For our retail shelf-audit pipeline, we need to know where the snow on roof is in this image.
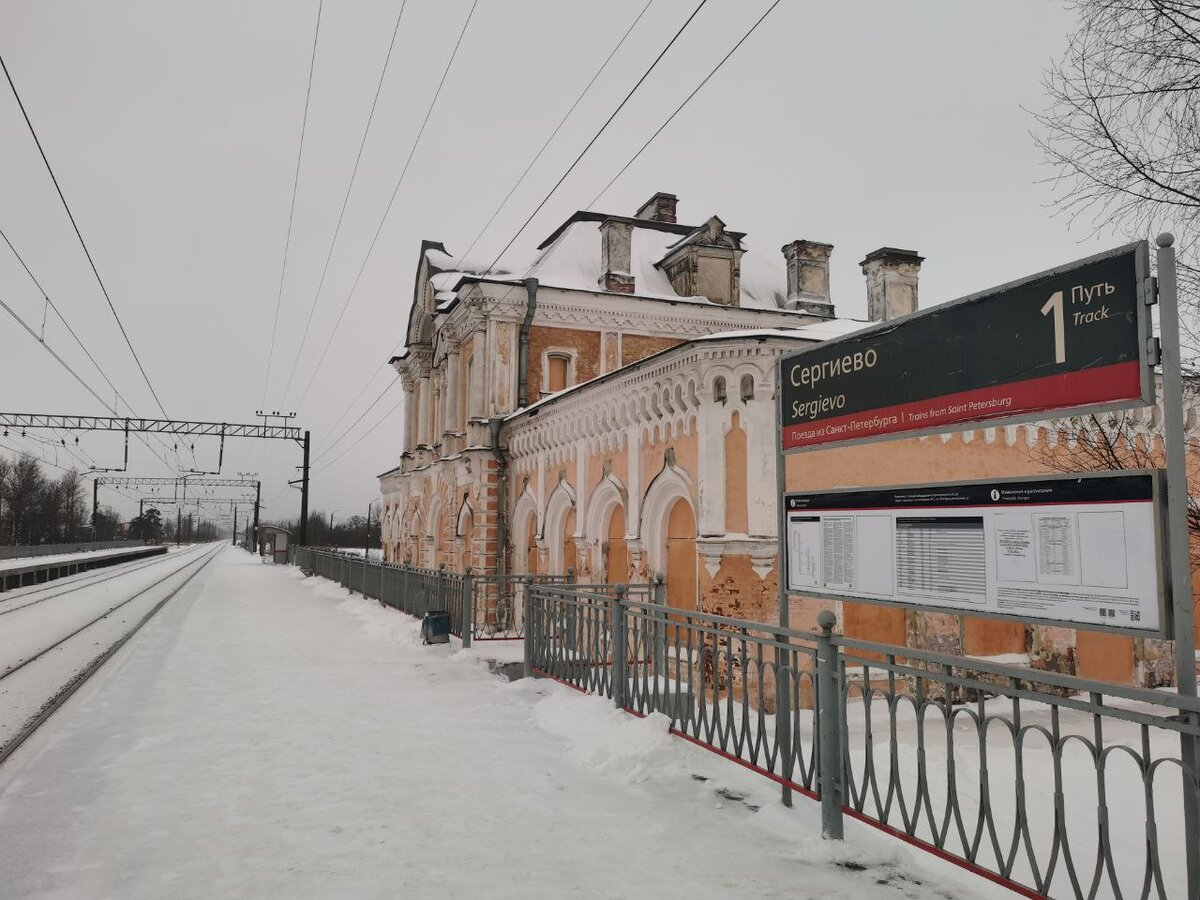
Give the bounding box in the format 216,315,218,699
523,219,803,312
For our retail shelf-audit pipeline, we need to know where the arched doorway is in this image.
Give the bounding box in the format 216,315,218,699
665,498,697,615
562,508,577,575
525,514,539,576
605,505,628,584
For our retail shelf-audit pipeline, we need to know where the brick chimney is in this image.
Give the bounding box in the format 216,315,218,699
598,219,635,293
860,247,923,322
634,192,678,224
781,240,834,317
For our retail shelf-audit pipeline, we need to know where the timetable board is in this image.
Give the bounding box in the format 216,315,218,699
783,472,1168,637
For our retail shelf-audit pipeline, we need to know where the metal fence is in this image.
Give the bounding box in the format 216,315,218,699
527,585,1200,900
289,547,573,645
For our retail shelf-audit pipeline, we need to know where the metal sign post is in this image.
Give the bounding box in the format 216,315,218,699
1154,234,1199,890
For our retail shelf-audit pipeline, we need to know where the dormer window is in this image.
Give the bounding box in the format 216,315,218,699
656,216,744,307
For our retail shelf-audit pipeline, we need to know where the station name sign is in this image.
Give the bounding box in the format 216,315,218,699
780,243,1153,451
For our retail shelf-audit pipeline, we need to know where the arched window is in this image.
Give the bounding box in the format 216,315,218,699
713,376,727,404
740,374,755,401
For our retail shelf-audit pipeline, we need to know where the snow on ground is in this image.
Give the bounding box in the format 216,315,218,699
0,543,217,749
0,548,990,899
0,544,164,574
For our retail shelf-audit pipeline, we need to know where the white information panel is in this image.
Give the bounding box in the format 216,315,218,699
784,472,1167,636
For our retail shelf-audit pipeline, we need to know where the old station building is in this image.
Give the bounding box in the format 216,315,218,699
379,193,1197,688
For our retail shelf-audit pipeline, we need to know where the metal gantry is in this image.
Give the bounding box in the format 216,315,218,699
0,414,307,544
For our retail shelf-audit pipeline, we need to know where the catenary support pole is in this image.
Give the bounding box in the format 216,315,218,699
1156,233,1199,894
252,480,260,553
232,505,237,546
91,477,98,540
299,430,310,546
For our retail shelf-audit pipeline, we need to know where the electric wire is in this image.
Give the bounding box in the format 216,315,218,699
308,0,676,459
276,0,410,406
0,227,183,472
317,394,404,473
312,378,397,461
588,0,782,208
454,0,655,265
260,0,325,411
0,50,174,426
480,0,709,276
287,0,481,413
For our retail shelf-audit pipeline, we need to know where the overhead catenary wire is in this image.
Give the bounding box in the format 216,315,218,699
260,0,325,412
455,0,655,265
588,0,782,208
312,378,397,461
0,294,180,475
287,0,481,413
0,227,182,473
0,50,174,425
317,394,404,473
276,0,411,406
307,0,687,457
479,0,710,277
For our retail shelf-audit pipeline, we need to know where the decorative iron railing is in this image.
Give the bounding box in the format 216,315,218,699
526,584,1200,900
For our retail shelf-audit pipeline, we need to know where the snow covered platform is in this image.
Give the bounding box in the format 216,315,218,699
0,548,991,899
0,543,167,592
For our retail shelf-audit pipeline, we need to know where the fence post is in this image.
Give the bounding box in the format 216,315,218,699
611,584,628,709
815,609,844,839
462,567,473,649
437,563,446,612
523,574,535,679
653,573,667,677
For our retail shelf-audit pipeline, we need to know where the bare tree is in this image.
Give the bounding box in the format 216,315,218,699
1035,0,1200,356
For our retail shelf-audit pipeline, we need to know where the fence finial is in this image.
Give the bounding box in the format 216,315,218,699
817,609,837,634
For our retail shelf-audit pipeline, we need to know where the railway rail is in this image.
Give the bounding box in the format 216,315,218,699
0,544,203,617
0,542,223,766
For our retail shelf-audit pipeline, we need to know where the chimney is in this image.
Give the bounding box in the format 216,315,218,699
634,191,678,224
598,219,635,293
860,247,923,322
781,240,834,317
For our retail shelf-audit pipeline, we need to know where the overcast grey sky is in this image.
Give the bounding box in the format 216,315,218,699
0,0,1123,524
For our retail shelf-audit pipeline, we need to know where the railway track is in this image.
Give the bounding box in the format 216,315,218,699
0,543,207,618
0,542,224,766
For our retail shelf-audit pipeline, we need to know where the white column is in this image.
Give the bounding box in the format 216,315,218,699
445,347,461,434
625,425,641,539
535,453,547,536
745,394,777,536
695,403,726,536
575,439,588,538
402,381,416,452
417,377,432,445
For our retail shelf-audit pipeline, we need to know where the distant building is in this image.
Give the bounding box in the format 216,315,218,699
379,192,1198,689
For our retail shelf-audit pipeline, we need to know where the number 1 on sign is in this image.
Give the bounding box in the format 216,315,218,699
1041,291,1066,364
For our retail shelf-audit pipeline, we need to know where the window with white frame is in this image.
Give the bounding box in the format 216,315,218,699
542,350,575,395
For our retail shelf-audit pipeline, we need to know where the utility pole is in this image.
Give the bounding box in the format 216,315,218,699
253,480,260,554
364,502,371,558
232,505,237,547
91,477,98,540
298,429,310,546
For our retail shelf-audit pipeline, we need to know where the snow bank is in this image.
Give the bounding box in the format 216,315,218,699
530,689,676,784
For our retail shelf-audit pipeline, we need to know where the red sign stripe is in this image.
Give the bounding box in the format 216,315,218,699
783,359,1141,450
